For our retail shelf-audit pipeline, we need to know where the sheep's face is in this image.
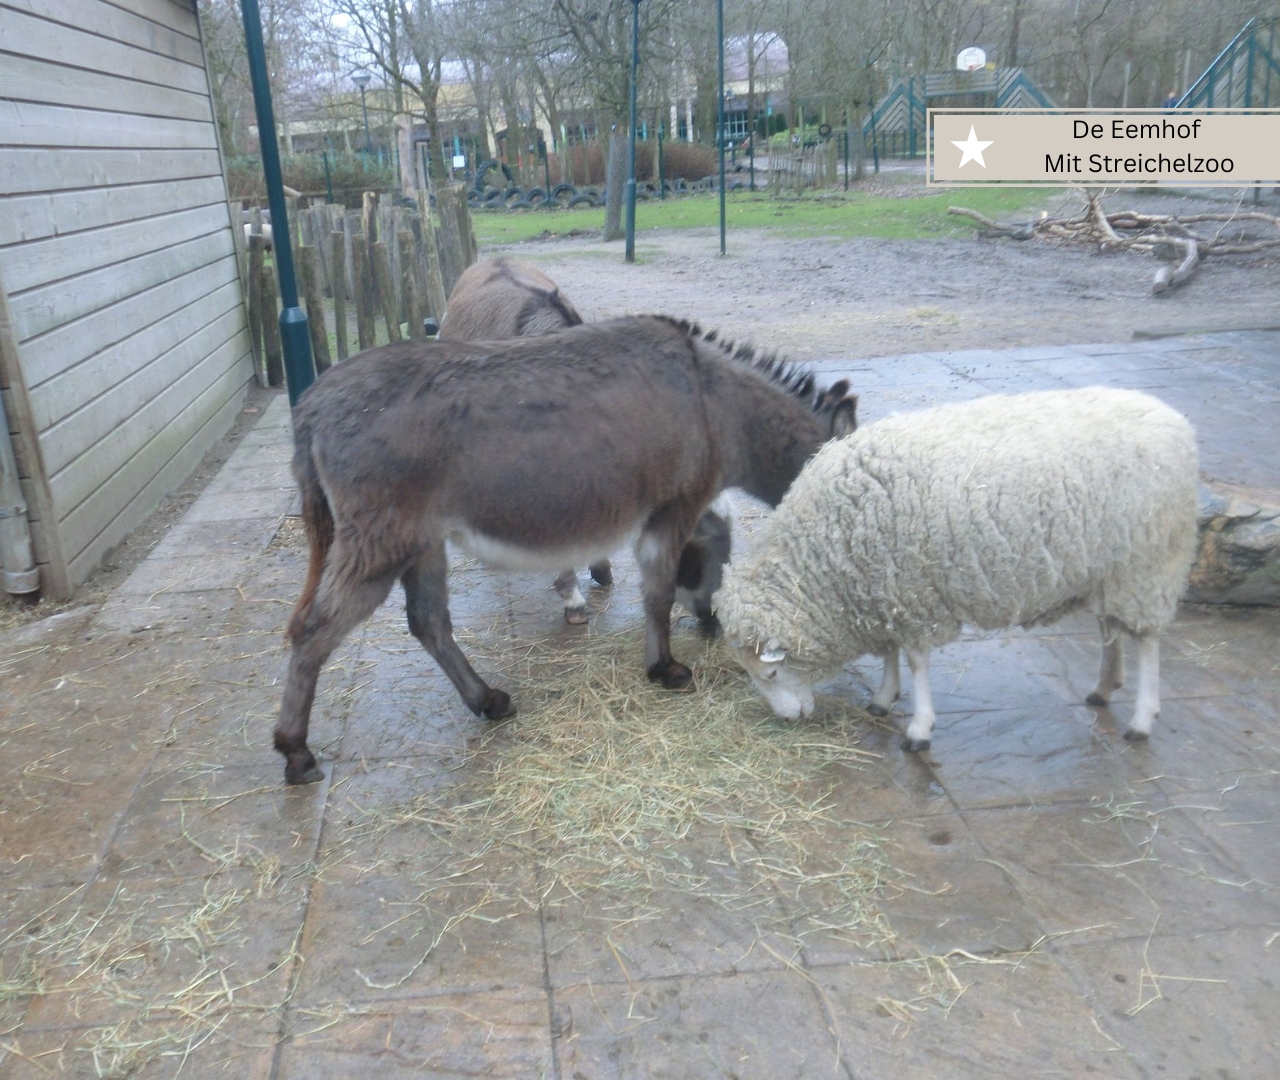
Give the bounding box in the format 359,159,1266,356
732,641,815,720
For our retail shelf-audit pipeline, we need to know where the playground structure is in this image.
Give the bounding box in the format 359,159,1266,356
862,68,1055,159
1175,17,1280,109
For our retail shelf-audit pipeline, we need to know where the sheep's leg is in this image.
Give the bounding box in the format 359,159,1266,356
1124,633,1160,741
868,649,901,715
902,647,936,752
404,542,515,721
276,564,398,785
1086,616,1125,706
553,568,589,624
588,559,613,587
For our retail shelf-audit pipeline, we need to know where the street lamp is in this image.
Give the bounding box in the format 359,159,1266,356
352,72,372,156
624,0,642,263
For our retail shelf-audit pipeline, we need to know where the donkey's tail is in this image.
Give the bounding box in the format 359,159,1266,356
287,426,334,641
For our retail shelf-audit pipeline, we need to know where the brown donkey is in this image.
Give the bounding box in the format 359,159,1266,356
440,256,733,630
276,316,857,783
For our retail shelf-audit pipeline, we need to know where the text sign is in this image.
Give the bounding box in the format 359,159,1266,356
929,110,1280,186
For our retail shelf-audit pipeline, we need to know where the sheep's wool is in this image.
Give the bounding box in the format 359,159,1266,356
718,387,1199,673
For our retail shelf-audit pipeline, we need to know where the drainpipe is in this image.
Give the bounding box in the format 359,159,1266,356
0,393,39,596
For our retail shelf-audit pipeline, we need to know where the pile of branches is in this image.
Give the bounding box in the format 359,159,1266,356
949,192,1280,293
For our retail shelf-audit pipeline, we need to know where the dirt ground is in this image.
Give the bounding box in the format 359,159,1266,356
514,186,1280,362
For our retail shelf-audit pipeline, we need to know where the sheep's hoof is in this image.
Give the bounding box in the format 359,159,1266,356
564,606,589,625
1085,691,1109,707
589,562,613,587
482,690,517,721
902,736,931,753
867,702,889,717
648,660,694,691
1123,728,1150,742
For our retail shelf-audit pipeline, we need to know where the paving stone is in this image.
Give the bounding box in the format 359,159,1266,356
554,970,843,1080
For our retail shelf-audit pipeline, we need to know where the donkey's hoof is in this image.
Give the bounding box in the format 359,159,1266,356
648,660,694,691
696,614,722,639
902,736,931,753
1123,727,1150,742
284,751,324,786
589,561,613,587
1085,691,1109,707
564,606,590,625
483,690,517,721
867,702,889,717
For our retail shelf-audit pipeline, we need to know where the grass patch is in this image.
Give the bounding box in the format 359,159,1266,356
471,186,1048,247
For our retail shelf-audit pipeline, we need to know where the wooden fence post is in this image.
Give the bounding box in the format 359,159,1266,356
372,240,402,343
261,261,284,387
298,244,331,373
415,190,448,318
351,233,376,350
398,230,424,339
247,234,266,384
332,230,349,361
434,186,464,296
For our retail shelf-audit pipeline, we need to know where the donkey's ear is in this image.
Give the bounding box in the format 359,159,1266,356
831,393,858,438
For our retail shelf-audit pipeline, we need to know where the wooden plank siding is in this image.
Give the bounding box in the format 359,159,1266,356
0,0,254,595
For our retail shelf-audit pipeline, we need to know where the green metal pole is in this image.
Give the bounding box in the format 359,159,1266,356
658,121,666,198
717,0,725,256
239,0,314,406
625,0,641,263
322,149,334,204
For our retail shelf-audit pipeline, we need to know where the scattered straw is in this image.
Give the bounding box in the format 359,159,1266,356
338,625,890,903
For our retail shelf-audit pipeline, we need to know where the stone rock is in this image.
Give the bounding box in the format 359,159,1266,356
1186,482,1280,606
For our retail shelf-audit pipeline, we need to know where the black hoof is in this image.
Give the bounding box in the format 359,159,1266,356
483,689,516,721
589,561,613,587
284,750,324,785
867,703,889,717
902,736,931,753
1085,692,1108,707
1123,728,1150,742
696,614,722,639
647,660,694,691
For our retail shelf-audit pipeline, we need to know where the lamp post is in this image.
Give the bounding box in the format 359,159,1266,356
239,0,313,404
352,72,372,156
716,0,726,255
624,0,642,263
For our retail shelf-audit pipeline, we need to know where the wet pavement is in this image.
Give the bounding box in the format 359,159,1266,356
1,331,1277,1078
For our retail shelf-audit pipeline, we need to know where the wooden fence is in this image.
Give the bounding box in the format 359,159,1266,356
234,185,476,384
767,140,839,192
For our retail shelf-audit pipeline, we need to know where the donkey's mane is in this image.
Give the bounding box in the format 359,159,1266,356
655,316,821,409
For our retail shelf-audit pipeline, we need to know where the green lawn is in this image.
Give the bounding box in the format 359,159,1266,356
469,186,1048,247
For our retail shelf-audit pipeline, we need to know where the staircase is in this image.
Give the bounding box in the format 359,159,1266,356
1177,17,1280,108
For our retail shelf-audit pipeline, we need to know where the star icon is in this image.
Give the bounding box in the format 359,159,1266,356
951,125,994,168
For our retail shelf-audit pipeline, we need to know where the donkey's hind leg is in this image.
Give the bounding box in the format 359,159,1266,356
404,541,515,721
553,568,590,625
276,567,398,785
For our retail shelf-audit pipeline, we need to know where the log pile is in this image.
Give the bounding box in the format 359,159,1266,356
948,193,1280,294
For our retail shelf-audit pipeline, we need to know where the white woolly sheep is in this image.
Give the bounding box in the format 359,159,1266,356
717,387,1199,750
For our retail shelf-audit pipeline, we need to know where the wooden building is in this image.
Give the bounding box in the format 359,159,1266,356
0,0,254,598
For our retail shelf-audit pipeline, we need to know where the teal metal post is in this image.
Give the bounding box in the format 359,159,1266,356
717,0,725,255
625,0,641,263
239,0,314,406
322,149,334,204
657,122,666,198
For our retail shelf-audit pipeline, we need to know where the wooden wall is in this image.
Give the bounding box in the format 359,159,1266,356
0,0,254,593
